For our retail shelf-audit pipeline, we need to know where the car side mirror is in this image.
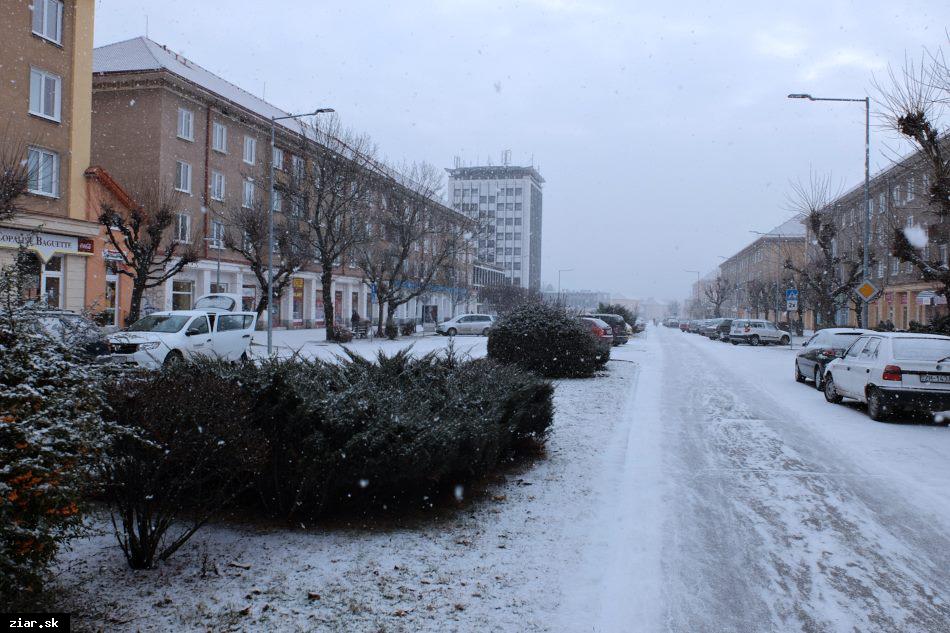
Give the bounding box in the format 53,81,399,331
186,327,202,336
801,342,807,347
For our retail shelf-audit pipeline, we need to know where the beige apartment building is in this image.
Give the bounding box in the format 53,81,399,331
819,149,945,329
91,37,473,327
718,217,807,321
0,0,100,311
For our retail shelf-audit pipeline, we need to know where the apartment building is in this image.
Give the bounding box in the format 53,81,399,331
91,37,472,327
446,164,543,291
817,149,944,329
719,217,807,320
0,0,100,311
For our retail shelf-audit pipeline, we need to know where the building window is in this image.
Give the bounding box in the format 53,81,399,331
514,247,521,255
211,171,225,201
877,261,885,278
177,108,194,141
32,0,63,44
893,185,901,204
39,255,63,307
174,160,192,193
941,244,949,267
878,192,886,213
27,147,59,197
272,146,284,171
906,178,914,202
907,215,914,227
172,280,194,310
271,188,281,213
210,220,225,249
243,179,255,208
175,213,190,243
292,155,305,179
515,187,522,196
891,257,900,275
212,121,227,153
243,136,257,164
28,68,61,121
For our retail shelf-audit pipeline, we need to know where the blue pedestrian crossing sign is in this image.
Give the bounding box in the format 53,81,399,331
785,289,799,301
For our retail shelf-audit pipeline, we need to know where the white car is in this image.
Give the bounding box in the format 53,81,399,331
823,332,950,421
107,310,257,368
436,313,495,336
729,319,790,346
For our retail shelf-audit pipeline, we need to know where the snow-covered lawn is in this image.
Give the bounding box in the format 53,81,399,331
53,345,640,631
249,328,488,362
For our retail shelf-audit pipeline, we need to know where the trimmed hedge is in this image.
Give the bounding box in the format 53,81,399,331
487,302,605,378
100,350,554,538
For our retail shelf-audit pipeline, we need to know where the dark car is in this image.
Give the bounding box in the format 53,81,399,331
700,318,724,339
579,316,613,363
583,313,629,345
716,318,734,342
36,310,111,359
794,327,872,390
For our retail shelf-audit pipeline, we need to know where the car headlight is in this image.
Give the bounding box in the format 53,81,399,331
139,341,160,350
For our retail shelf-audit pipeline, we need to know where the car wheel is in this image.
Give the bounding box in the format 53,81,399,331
163,350,184,368
780,335,790,346
447,327,457,337
824,373,843,404
867,388,888,421
482,328,490,336
795,361,806,383
731,340,739,345
813,366,823,391
749,335,760,346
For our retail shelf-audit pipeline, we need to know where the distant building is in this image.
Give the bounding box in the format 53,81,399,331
637,298,667,321
542,288,610,312
445,164,543,291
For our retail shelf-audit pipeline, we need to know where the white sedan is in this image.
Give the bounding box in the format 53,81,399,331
107,310,257,368
822,331,950,421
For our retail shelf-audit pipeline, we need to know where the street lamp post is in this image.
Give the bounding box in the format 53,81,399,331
557,268,573,305
788,93,870,328
267,108,334,355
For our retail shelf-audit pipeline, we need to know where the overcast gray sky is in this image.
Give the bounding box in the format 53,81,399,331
93,0,948,302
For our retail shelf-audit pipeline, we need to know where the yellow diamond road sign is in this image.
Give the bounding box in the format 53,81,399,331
855,280,878,302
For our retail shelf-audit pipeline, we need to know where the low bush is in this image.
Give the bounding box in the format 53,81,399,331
0,272,109,601
331,325,354,343
98,362,266,569
487,302,604,378
100,349,554,550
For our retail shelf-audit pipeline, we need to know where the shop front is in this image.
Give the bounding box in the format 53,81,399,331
0,224,97,312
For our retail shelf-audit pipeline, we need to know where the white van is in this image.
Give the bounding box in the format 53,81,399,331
107,310,257,368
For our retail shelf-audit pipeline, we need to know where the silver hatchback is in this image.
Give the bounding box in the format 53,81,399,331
436,313,496,336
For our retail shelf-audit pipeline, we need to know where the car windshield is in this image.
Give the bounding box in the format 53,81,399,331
126,315,190,333
891,338,950,361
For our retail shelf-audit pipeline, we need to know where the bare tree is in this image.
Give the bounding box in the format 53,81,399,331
783,175,866,327
98,183,199,325
357,162,471,337
478,283,540,316
0,128,30,223
703,276,731,317
875,47,950,300
222,195,312,319
287,117,378,339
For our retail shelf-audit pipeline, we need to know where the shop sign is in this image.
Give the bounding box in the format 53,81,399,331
0,227,95,262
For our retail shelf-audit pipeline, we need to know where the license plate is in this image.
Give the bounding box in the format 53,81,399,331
920,374,950,383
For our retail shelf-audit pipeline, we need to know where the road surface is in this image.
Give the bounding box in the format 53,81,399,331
567,325,950,632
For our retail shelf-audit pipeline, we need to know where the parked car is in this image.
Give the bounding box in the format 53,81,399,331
795,328,872,390
578,316,613,362
823,332,950,421
715,318,734,342
583,313,629,345
436,313,495,336
679,320,690,332
107,310,258,368
729,319,790,346
699,318,727,340
687,319,704,334
36,310,110,359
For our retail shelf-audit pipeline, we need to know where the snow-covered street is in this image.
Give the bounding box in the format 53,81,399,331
56,326,950,631
578,325,950,632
